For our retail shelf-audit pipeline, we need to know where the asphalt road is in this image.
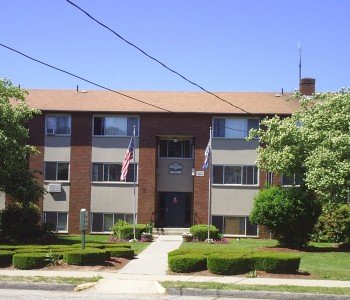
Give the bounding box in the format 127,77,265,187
0,289,265,300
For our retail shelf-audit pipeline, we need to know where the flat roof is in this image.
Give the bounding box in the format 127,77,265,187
24,89,300,115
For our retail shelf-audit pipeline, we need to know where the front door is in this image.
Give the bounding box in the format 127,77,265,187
159,192,192,227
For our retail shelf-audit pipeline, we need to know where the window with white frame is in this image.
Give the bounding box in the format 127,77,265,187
44,212,68,232
45,162,69,181
212,216,258,236
45,115,71,135
213,118,259,138
93,116,139,136
213,165,258,185
91,213,133,232
281,174,302,186
159,139,192,158
92,163,137,182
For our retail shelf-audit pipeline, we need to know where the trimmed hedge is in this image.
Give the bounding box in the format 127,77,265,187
207,254,252,275
251,252,301,273
0,251,13,267
168,254,207,273
190,225,220,241
104,247,134,259
13,253,50,269
64,249,106,265
112,223,149,240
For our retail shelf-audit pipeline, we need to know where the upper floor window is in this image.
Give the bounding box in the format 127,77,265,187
92,163,137,183
93,116,139,136
45,162,69,181
46,115,71,135
159,139,193,158
213,165,258,185
213,118,259,139
281,174,302,186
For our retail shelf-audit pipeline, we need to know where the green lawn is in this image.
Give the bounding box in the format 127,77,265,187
179,239,350,280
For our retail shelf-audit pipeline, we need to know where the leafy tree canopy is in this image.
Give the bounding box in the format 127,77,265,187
0,78,44,203
248,90,350,203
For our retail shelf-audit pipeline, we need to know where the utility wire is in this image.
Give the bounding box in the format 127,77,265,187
0,43,172,113
64,0,254,116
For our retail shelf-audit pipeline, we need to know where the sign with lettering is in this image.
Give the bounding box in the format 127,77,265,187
169,162,183,175
196,171,205,177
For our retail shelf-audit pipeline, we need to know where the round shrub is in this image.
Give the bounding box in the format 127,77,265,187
190,225,219,241
64,249,106,265
250,186,321,248
13,253,50,269
0,251,13,267
251,252,301,273
207,254,252,275
168,254,207,273
104,247,134,259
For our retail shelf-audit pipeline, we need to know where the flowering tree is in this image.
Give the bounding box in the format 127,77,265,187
249,90,350,203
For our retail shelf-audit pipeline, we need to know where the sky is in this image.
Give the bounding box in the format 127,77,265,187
1,0,350,93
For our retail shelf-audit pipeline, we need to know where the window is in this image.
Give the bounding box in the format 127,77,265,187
46,115,71,135
213,165,258,185
266,171,274,186
45,162,69,181
91,213,133,232
281,174,302,186
159,139,193,158
92,163,137,182
44,212,68,232
93,116,139,136
212,215,258,236
213,118,259,138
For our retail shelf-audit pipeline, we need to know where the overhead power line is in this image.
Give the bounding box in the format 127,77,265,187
0,43,172,113
64,0,254,116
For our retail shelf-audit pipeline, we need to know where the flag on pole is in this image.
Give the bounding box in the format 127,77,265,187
202,142,210,169
120,137,134,181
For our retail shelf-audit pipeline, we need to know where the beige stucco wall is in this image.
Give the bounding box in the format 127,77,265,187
157,158,194,192
43,184,70,211
90,184,137,213
92,137,139,163
211,186,259,216
212,139,258,165
0,192,5,210
44,136,71,161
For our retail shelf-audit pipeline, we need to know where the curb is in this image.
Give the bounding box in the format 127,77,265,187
166,288,350,300
0,281,75,292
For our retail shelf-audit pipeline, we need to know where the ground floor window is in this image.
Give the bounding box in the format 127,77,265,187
91,213,133,232
212,215,258,236
44,212,68,232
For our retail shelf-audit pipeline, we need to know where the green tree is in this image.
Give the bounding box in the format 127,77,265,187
0,78,44,204
249,90,350,203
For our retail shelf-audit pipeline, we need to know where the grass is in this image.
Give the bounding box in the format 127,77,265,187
161,281,350,296
179,239,350,280
0,275,102,286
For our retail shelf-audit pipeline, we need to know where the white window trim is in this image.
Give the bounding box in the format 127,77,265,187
158,139,194,159
45,114,71,136
90,212,132,233
92,115,140,137
212,164,259,186
281,174,301,187
91,162,138,184
212,117,260,140
44,211,68,233
214,215,259,237
44,161,70,182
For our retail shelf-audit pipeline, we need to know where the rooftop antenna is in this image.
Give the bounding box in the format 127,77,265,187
298,42,302,88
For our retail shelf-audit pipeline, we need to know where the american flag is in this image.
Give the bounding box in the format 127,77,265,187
202,141,210,169
120,137,134,181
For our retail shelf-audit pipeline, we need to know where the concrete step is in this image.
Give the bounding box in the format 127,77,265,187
153,227,190,235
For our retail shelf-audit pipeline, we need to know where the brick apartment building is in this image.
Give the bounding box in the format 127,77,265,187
0,79,315,237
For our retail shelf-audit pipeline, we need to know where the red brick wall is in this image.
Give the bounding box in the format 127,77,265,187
138,113,211,225
68,113,92,233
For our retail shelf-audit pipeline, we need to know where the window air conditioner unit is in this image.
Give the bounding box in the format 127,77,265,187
46,128,55,135
47,184,61,193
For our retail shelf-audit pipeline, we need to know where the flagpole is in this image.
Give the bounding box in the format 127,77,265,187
207,127,213,242
132,125,136,241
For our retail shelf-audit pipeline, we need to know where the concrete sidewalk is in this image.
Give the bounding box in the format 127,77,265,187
0,235,349,295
